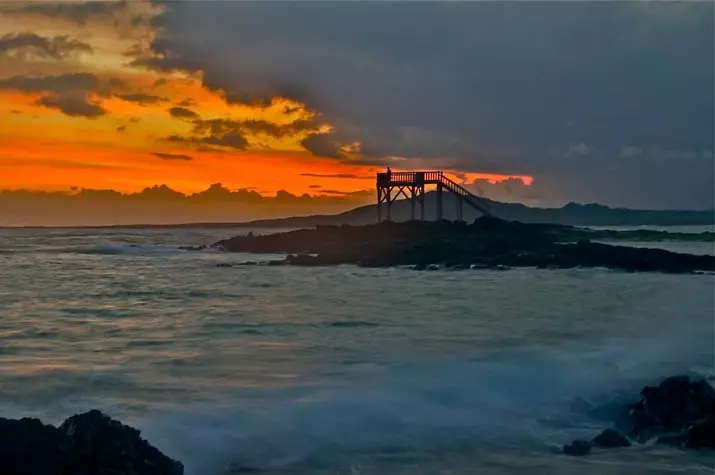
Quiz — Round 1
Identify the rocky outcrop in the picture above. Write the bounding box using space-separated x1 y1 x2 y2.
564 375 715 456
0 410 183 475
0 417 73 475
620 376 715 446
213 218 715 274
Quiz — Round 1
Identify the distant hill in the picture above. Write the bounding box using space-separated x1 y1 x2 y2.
15 192 711 229
235 192 715 228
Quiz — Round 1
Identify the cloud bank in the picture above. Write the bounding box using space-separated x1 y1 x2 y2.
141 1 713 209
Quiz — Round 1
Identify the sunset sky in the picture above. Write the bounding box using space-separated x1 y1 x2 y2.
0 1 712 224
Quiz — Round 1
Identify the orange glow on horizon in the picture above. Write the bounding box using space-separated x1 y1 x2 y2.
0 3 534 203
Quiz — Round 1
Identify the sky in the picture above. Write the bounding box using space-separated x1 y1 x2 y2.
0 1 712 225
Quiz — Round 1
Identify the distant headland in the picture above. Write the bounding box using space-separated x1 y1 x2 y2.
5 192 713 229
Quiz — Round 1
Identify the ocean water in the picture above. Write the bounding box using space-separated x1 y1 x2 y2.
0 228 714 475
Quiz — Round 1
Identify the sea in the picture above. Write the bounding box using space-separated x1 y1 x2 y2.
0 226 713 475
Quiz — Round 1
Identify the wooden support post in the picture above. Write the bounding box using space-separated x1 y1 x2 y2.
410 185 415 221
386 186 392 221
377 187 382 223
419 185 425 221
436 183 443 221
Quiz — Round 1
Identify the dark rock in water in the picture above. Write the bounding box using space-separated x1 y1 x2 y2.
216 263 234 268
0 417 72 475
213 218 715 273
686 417 715 449
0 410 182 475
59 410 184 475
592 428 631 448
562 375 715 459
621 375 715 443
563 439 592 456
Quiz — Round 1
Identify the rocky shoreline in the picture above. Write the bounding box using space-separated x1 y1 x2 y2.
212 218 715 273
1 375 713 472
564 375 715 456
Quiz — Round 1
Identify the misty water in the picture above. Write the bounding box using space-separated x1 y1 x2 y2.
0 228 713 474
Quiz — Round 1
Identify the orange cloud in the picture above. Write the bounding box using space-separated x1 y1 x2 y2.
0 1 534 210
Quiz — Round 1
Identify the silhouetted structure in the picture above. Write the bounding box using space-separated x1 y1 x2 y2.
376 170 491 222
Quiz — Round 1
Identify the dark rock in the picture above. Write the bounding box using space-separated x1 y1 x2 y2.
213 218 715 273
563 439 592 456
592 428 631 448
622 376 715 443
686 417 715 449
0 411 182 475
216 263 234 268
59 410 183 475
0 417 72 475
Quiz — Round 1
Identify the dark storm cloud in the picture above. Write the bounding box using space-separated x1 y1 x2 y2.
36 92 106 118
116 93 167 105
167 132 249 151
3 1 129 26
152 152 193 161
145 1 714 209
0 73 99 94
190 118 316 138
0 32 93 59
300 134 345 159
0 73 113 118
168 106 200 120
167 117 319 151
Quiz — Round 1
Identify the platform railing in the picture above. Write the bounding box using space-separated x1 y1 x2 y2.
376 170 491 216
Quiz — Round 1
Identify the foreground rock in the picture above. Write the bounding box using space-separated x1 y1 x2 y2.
564 375 715 456
214 218 715 274
620 375 715 446
0 410 183 475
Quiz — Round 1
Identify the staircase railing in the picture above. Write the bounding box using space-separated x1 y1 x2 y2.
440 175 492 215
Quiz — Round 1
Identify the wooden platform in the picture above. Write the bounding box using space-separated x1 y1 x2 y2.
376 170 491 222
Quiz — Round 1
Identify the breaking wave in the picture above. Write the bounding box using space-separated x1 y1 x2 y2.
136 325 714 475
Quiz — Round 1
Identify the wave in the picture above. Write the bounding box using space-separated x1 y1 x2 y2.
1 242 205 256
328 321 380 328
75 243 180 255
135 325 714 475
